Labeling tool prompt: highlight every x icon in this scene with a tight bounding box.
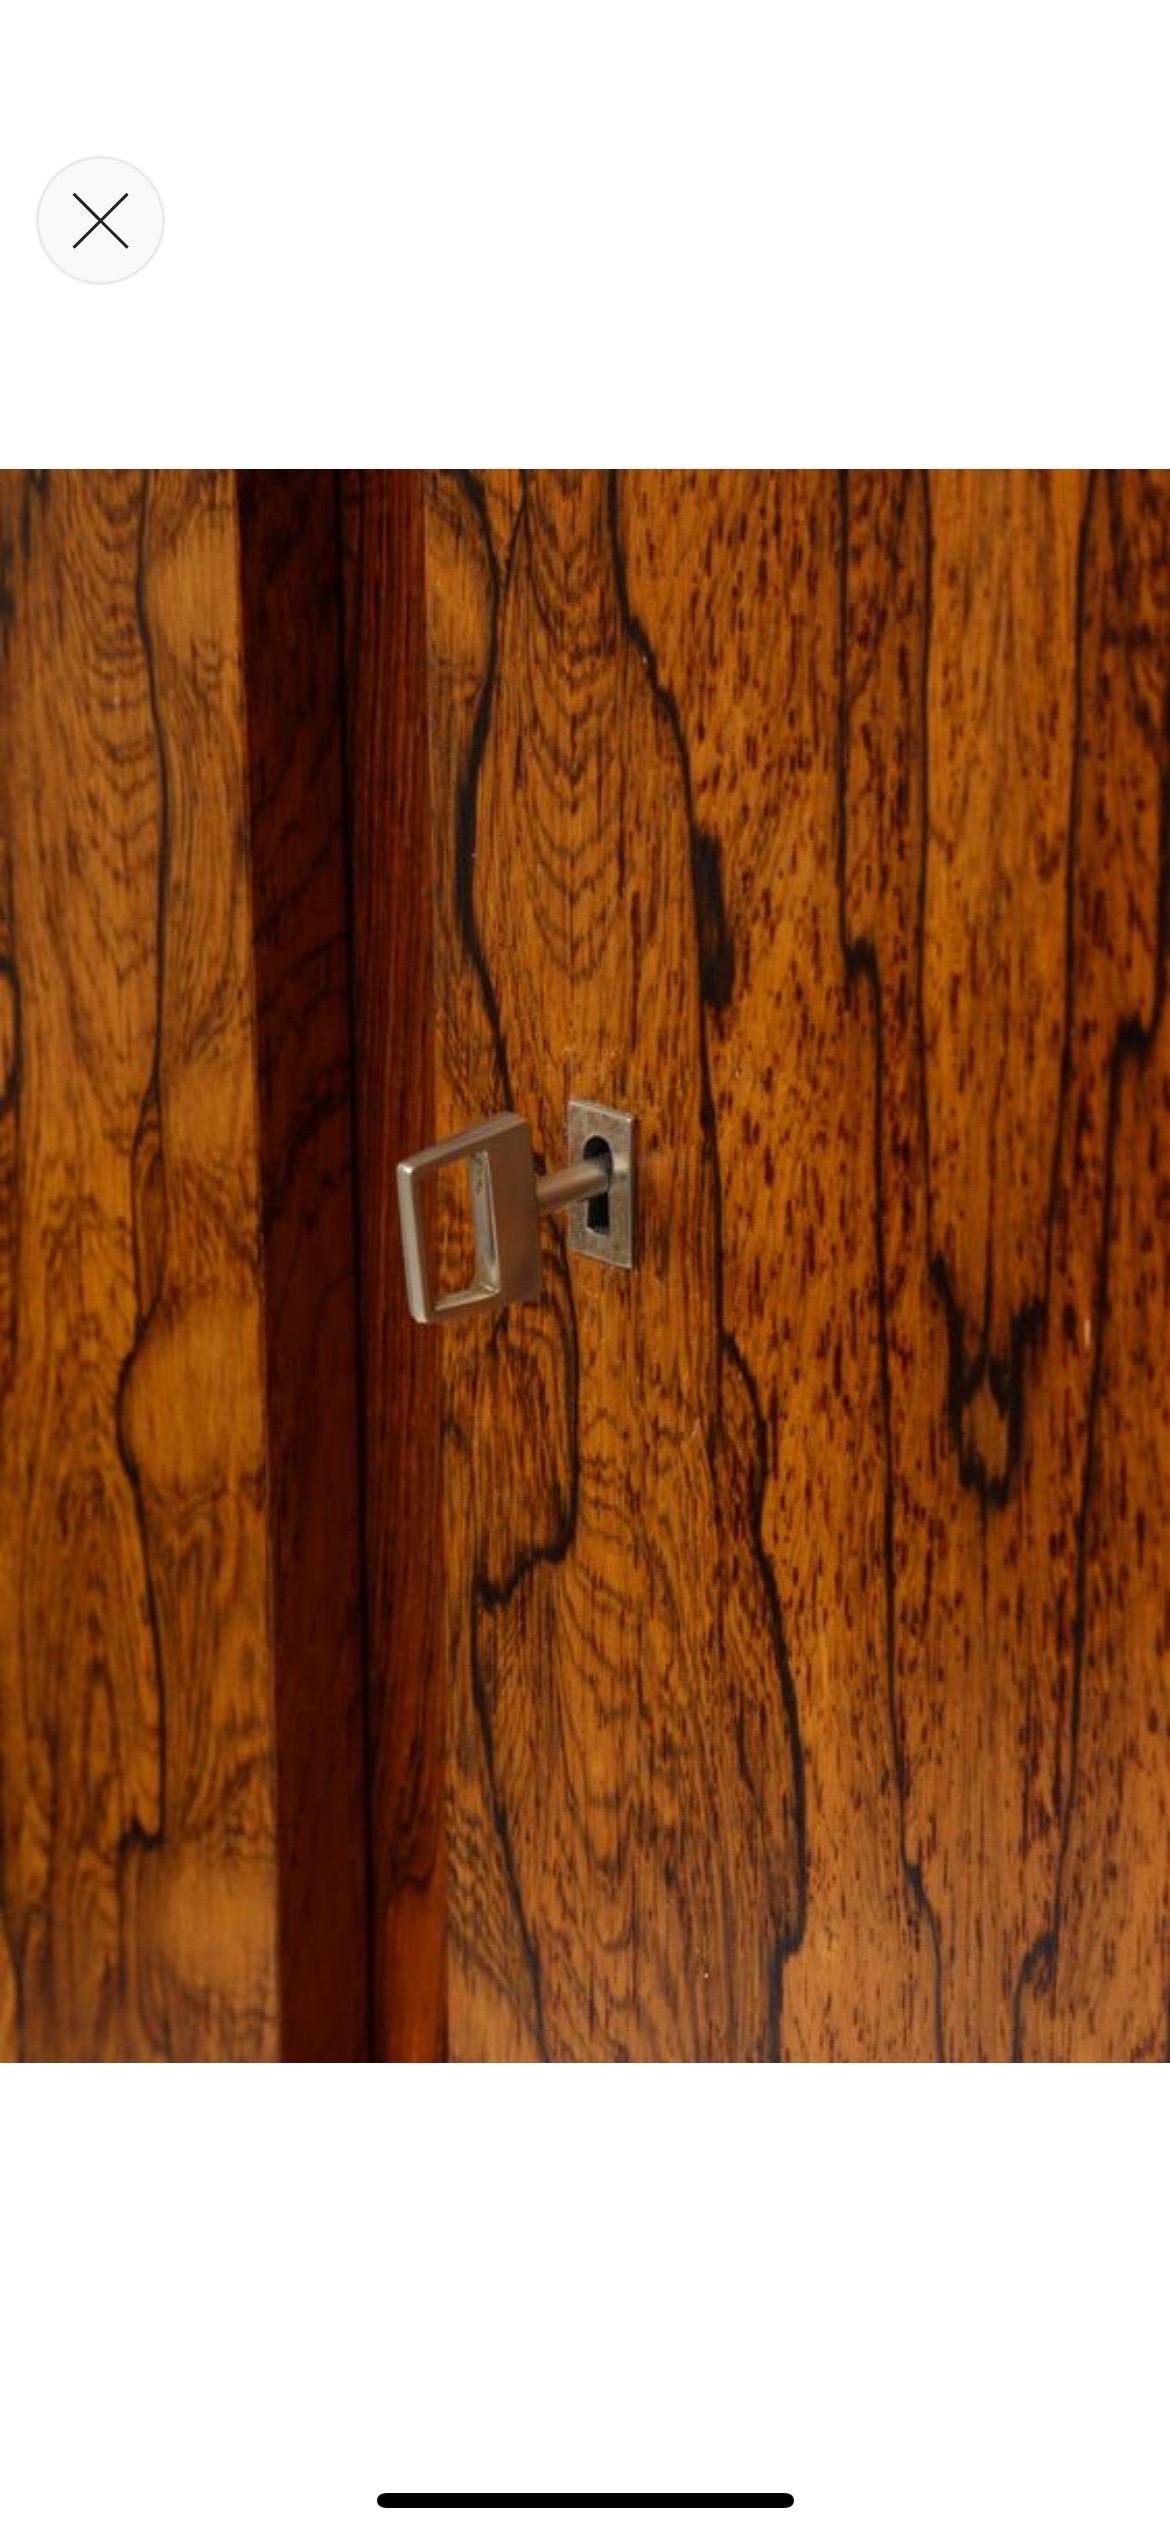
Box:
[72,190,129,251]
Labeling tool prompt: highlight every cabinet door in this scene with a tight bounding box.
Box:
[422,470,1170,2061]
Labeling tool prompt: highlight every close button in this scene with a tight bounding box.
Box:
[37,158,164,284]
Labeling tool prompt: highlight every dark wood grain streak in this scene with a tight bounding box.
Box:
[341,471,445,2060]
[237,470,370,2060]
[430,468,1170,2061]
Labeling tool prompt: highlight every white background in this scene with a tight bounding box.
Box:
[1,2073,1165,2530]
[2,5,1169,2528]
[2,0,1168,459]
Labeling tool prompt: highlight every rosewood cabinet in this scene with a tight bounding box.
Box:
[2,470,1168,2061]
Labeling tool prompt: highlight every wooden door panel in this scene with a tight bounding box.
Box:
[0,471,278,2056]
[0,469,368,2060]
[427,468,1170,2062]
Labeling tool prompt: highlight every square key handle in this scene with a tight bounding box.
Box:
[396,1113,541,1325]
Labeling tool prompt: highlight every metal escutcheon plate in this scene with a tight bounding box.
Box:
[565,1100,635,1271]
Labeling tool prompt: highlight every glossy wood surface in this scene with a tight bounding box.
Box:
[427,469,1170,2060]
[238,470,370,2059]
[0,470,279,2058]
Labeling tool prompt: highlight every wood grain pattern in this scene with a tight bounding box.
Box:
[342,471,445,2059]
[428,468,1170,2061]
[0,470,279,2059]
[238,470,369,2060]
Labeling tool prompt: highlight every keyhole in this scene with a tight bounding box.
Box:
[583,1134,612,1235]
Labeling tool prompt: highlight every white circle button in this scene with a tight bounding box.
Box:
[38,158,164,284]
